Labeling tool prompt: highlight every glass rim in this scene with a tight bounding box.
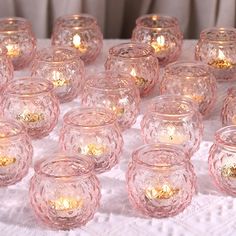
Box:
[0,17,32,33]
[0,119,25,139]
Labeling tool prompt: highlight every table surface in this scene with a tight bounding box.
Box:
[1,39,235,236]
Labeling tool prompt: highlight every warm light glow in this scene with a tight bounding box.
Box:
[0,156,16,167]
[130,68,147,87]
[79,143,107,156]
[17,110,44,124]
[185,94,204,103]
[145,184,179,200]
[151,35,168,53]
[72,34,87,53]
[6,44,20,58]
[49,196,83,211]
[221,164,236,178]
[158,125,188,145]
[51,71,69,87]
[111,104,125,117]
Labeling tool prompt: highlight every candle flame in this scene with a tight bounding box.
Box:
[130,68,137,77]
[17,110,44,124]
[130,68,147,87]
[0,156,16,167]
[218,49,225,60]
[73,34,81,48]
[156,35,165,47]
[51,71,69,87]
[79,143,107,156]
[6,44,20,58]
[49,196,83,211]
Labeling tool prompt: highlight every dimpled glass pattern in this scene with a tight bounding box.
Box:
[105,42,159,97]
[132,14,183,66]
[59,108,123,174]
[195,28,236,81]
[0,119,33,186]
[0,17,36,70]
[29,155,101,230]
[160,61,217,116]
[1,78,60,139]
[51,14,103,64]
[31,46,85,103]
[126,144,196,218]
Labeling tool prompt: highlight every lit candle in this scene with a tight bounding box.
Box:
[158,125,188,145]
[208,49,234,69]
[130,68,147,87]
[72,34,88,53]
[17,109,44,124]
[6,44,20,58]
[221,164,236,178]
[49,196,83,211]
[78,143,107,156]
[145,184,179,200]
[0,156,16,167]
[51,70,69,87]
[151,35,168,53]
[185,94,204,103]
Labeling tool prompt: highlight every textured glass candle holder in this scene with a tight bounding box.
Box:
[141,95,203,156]
[1,78,60,139]
[82,71,140,130]
[127,144,196,218]
[51,14,103,64]
[0,17,36,70]
[195,28,236,81]
[105,43,159,97]
[208,126,236,196]
[131,14,183,66]
[59,108,123,174]
[0,45,13,91]
[0,119,33,186]
[31,46,85,103]
[160,61,217,116]
[30,155,101,230]
[221,87,236,126]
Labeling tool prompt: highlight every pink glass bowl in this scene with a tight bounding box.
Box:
[160,61,217,116]
[126,144,196,218]
[0,45,13,91]
[132,14,183,66]
[141,95,203,156]
[0,17,36,70]
[31,46,85,103]
[0,119,33,186]
[29,154,101,230]
[59,107,123,174]
[51,14,103,64]
[195,28,236,81]
[1,78,60,139]
[105,43,159,97]
[221,87,236,126]
[208,126,236,196]
[82,71,140,130]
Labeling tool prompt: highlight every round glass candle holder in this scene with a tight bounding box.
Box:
[160,61,217,116]
[82,71,140,130]
[208,126,236,196]
[59,107,123,174]
[0,45,13,91]
[0,119,33,186]
[51,14,103,64]
[29,154,101,230]
[0,17,36,70]
[131,14,183,66]
[105,43,159,97]
[1,78,60,139]
[127,144,196,218]
[141,95,203,156]
[221,87,236,126]
[31,46,85,103]
[195,28,236,81]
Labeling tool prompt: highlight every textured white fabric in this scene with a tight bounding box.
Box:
[1,39,235,236]
[0,0,235,38]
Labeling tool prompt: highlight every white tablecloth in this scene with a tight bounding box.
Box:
[1,39,235,236]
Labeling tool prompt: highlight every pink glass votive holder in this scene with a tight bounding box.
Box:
[195,28,236,81]
[131,14,183,66]
[127,144,196,218]
[59,108,123,174]
[221,87,236,126]
[141,95,203,156]
[31,46,85,103]
[0,119,33,186]
[0,45,13,91]
[208,126,236,196]
[1,78,60,139]
[105,43,159,97]
[51,14,103,64]
[82,71,140,130]
[29,154,101,230]
[0,17,36,70]
[160,61,217,116]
